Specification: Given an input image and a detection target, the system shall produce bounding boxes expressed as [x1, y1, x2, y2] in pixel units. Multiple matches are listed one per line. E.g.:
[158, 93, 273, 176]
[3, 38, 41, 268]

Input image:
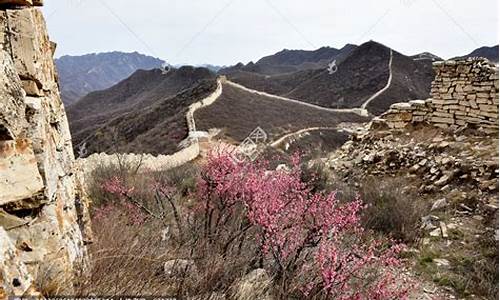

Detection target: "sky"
[42, 0, 498, 66]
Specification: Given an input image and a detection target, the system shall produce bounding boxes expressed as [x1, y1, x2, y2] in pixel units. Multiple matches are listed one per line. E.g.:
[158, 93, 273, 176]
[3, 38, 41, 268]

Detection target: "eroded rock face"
[0, 227, 39, 298]
[0, 2, 90, 296]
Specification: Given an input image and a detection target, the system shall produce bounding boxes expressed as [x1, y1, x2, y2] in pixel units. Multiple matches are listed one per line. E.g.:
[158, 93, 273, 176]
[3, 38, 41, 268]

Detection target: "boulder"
[430, 198, 448, 212]
[164, 259, 197, 278]
[230, 269, 273, 300]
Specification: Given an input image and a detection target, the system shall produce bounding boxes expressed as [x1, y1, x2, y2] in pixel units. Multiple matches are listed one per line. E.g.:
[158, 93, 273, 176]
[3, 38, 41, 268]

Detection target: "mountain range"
[219, 44, 357, 76]
[220, 41, 434, 115]
[68, 66, 216, 155]
[453, 45, 499, 63]
[64, 42, 499, 156]
[55, 51, 164, 105]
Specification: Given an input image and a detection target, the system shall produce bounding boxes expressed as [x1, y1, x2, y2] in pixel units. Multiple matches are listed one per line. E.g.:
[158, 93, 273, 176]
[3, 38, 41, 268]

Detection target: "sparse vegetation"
[359, 177, 426, 243]
[81, 153, 413, 299]
[69, 68, 217, 156]
[195, 82, 368, 142]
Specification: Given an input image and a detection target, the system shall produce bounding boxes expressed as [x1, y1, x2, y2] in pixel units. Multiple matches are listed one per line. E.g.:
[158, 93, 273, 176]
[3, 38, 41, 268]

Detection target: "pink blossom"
[198, 152, 412, 298]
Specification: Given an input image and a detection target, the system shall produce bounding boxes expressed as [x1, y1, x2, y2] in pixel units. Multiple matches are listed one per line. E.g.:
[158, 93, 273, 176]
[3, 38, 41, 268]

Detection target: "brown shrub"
[81, 159, 258, 297]
[359, 177, 425, 243]
[79, 157, 413, 298]
[76, 210, 171, 296]
[86, 154, 145, 207]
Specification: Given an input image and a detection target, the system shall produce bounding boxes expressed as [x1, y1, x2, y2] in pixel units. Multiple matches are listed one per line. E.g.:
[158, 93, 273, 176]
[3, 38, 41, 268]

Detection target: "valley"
[67, 40, 452, 158]
[1, 1, 498, 299]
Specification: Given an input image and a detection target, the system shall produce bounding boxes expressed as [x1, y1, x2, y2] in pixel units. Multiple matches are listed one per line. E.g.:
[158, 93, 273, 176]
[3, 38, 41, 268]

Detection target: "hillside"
[225, 41, 434, 115]
[454, 45, 499, 63]
[194, 81, 368, 143]
[55, 51, 164, 105]
[364, 47, 435, 115]
[411, 52, 443, 61]
[67, 66, 217, 155]
[219, 44, 357, 76]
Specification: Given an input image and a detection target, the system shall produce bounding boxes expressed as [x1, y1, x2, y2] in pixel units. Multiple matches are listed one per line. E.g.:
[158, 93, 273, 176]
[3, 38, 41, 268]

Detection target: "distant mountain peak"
[358, 40, 390, 50]
[455, 45, 499, 63]
[55, 51, 165, 105]
[412, 52, 443, 61]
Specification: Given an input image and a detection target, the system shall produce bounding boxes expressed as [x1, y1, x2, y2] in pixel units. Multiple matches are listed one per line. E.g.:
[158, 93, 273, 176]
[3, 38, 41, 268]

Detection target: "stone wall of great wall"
[75, 78, 225, 191]
[76, 142, 200, 178]
[375, 58, 499, 132]
[187, 77, 223, 132]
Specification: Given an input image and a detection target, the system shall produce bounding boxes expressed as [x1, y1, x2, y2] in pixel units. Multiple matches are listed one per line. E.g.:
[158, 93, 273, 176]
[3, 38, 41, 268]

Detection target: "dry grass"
[359, 177, 426, 243]
[194, 82, 368, 142]
[79, 160, 260, 298]
[77, 212, 172, 296]
[73, 157, 423, 299]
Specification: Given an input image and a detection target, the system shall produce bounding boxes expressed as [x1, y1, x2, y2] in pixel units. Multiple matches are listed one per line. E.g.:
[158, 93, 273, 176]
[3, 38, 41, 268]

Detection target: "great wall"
[374, 58, 499, 131]
[74, 77, 225, 181]
[0, 1, 498, 297]
[73, 58, 500, 195]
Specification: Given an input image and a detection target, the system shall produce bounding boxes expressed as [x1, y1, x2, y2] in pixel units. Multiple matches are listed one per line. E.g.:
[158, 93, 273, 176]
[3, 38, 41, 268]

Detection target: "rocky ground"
[325, 123, 498, 299]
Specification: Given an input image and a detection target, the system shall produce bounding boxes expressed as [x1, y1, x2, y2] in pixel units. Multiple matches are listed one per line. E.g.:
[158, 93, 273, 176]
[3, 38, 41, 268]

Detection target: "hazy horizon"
[43, 0, 498, 66]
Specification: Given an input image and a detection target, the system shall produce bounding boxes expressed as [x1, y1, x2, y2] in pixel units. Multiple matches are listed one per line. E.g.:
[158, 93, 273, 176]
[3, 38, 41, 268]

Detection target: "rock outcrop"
[326, 84, 498, 298]
[230, 269, 274, 300]
[375, 58, 499, 132]
[0, 1, 90, 296]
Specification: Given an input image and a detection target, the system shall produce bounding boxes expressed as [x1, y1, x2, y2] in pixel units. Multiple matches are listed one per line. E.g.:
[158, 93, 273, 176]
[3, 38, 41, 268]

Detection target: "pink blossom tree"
[97, 151, 412, 298]
[198, 152, 411, 299]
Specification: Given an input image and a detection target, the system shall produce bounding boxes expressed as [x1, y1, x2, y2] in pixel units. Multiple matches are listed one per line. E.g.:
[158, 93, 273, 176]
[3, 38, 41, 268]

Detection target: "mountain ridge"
[452, 45, 499, 63]
[221, 41, 434, 115]
[68, 66, 217, 155]
[55, 51, 165, 105]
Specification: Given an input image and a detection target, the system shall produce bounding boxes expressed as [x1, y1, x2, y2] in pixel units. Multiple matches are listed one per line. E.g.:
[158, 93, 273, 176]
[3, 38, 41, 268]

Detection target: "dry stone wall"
[375, 58, 499, 132]
[0, 1, 90, 296]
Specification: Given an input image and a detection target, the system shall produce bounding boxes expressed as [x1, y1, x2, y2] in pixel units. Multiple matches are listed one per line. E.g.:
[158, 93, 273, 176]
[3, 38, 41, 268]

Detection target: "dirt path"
[361, 49, 394, 109]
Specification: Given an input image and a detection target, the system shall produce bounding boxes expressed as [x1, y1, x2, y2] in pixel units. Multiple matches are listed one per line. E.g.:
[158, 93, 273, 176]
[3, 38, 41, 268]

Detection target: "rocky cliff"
[0, 0, 91, 296]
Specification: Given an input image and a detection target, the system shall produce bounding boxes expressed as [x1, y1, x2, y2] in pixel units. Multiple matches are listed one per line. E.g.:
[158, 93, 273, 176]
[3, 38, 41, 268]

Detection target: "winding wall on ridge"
[75, 77, 225, 181]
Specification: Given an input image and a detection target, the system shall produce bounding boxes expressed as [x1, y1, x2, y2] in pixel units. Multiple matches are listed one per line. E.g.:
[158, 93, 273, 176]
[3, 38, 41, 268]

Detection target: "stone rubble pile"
[375, 58, 499, 131]
[0, 0, 91, 296]
[328, 129, 499, 210]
